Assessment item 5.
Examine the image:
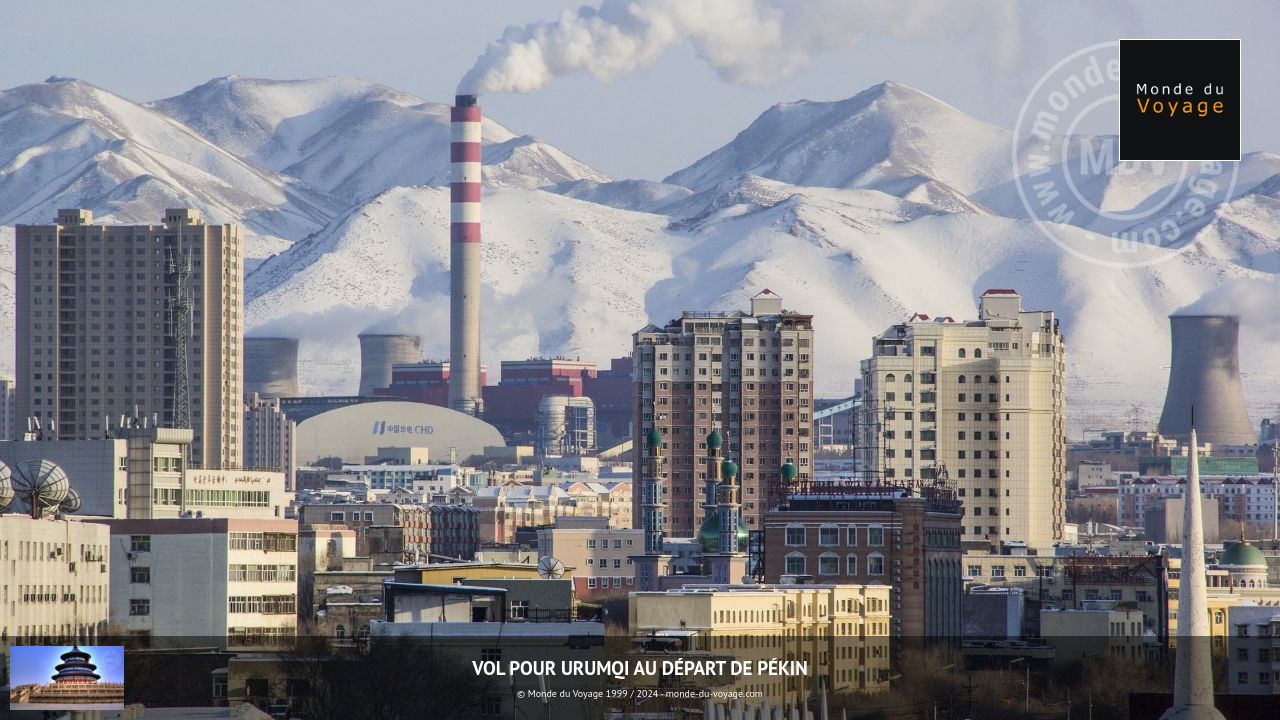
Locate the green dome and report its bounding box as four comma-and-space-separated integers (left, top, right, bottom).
721, 459, 739, 479
646, 427, 664, 449
697, 512, 749, 554
707, 429, 724, 450
781, 459, 798, 481
1218, 541, 1266, 568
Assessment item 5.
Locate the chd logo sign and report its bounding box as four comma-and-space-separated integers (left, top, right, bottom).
371, 420, 434, 436
1013, 41, 1240, 267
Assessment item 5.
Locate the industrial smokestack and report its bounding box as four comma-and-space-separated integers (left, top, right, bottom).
244, 337, 300, 398
449, 94, 484, 416
1157, 315, 1257, 448
358, 333, 421, 396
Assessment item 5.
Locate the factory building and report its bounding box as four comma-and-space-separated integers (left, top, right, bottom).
631, 290, 815, 535
0, 515, 111, 644
14, 209, 243, 468
860, 289, 1066, 550
375, 356, 633, 445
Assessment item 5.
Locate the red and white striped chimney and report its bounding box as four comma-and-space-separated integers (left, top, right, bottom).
449, 94, 483, 416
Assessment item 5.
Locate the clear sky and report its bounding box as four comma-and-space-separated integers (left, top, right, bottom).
0, 1, 1276, 180
10, 646, 125, 687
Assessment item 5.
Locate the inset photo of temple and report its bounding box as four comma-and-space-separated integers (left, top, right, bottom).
8, 645, 125, 711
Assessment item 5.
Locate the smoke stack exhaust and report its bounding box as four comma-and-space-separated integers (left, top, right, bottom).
449, 94, 484, 416
1157, 315, 1257, 448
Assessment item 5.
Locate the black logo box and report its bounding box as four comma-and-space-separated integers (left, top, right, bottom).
1119, 39, 1240, 162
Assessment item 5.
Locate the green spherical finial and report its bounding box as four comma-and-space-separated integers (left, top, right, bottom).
721, 459, 739, 479
707, 429, 724, 450
646, 427, 664, 449
781, 458, 798, 481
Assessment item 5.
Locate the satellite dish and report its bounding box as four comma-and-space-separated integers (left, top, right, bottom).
0, 461, 13, 512
58, 487, 82, 514
538, 556, 566, 579
11, 459, 70, 518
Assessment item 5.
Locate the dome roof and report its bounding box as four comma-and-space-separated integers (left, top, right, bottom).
646, 427, 664, 449
1218, 540, 1266, 568
707, 430, 724, 450
781, 459, 798, 481
697, 512, 749, 554
721, 459, 738, 479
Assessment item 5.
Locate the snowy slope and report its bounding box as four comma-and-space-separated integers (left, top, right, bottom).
0, 77, 343, 259
150, 77, 608, 203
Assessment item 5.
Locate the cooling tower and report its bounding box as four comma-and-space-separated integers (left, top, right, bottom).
244, 337, 300, 398
358, 334, 421, 396
1157, 315, 1257, 448
448, 94, 484, 417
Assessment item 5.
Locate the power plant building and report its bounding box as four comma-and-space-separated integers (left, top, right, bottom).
631, 290, 816, 534
14, 209, 243, 468
449, 94, 484, 416
358, 333, 421, 397
1157, 315, 1257, 449
860, 289, 1066, 550
293, 400, 504, 465
244, 337, 300, 398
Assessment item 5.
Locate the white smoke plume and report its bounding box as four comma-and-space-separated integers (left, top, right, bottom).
459, 0, 1020, 94
1176, 277, 1280, 341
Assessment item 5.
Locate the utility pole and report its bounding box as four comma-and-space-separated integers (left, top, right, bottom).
1025, 663, 1030, 715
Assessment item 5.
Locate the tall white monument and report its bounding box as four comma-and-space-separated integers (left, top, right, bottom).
1159, 428, 1225, 720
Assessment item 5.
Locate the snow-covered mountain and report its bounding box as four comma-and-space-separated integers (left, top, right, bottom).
150, 76, 608, 204
2, 75, 1278, 434
0, 77, 344, 259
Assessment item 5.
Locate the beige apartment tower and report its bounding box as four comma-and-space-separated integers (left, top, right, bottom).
15, 209, 243, 468
859, 289, 1066, 549
632, 290, 815, 534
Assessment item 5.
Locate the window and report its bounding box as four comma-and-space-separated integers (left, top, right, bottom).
130, 598, 151, 616
1014, 566, 1027, 577
968, 565, 982, 577
587, 578, 597, 589
818, 525, 839, 546
784, 552, 806, 575
867, 553, 885, 576
130, 535, 151, 552
867, 526, 884, 546
846, 527, 858, 546
130, 566, 151, 584
846, 554, 858, 575
785, 526, 806, 546
991, 566, 1005, 578
1237, 624, 1250, 638
819, 553, 839, 575
510, 600, 529, 619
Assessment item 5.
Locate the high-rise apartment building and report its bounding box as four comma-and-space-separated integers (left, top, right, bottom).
244, 392, 295, 487
632, 290, 815, 534
0, 375, 15, 440
15, 209, 243, 468
859, 289, 1065, 549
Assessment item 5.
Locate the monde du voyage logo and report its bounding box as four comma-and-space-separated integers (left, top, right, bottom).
371, 420, 435, 436
1120, 39, 1241, 161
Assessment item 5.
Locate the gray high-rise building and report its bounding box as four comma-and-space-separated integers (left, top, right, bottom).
15, 209, 243, 468
0, 376, 15, 441
244, 392, 296, 489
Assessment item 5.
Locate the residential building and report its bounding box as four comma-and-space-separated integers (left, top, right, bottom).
15, 209, 244, 468
297, 502, 478, 560
244, 393, 295, 488
1228, 605, 1280, 695
1120, 475, 1277, 538
537, 527, 642, 598
859, 289, 1066, 549
0, 515, 110, 644
88, 518, 298, 648
761, 487, 964, 639
630, 583, 893, 706
0, 375, 15, 441
632, 290, 815, 535
472, 480, 632, 544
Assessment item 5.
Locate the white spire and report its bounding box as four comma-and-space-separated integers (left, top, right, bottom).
1159, 428, 1225, 720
